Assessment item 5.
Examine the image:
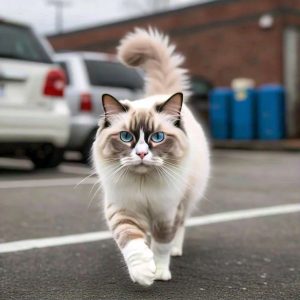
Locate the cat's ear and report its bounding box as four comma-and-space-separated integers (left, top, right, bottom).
156, 92, 183, 117
102, 94, 127, 115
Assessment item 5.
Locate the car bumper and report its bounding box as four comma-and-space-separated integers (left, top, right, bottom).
67, 114, 98, 150
0, 101, 70, 147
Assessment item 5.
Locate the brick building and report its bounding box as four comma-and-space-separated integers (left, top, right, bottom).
48, 0, 300, 137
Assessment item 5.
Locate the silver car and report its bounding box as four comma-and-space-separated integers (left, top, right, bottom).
54, 52, 144, 164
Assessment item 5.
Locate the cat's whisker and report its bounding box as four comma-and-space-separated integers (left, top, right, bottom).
74, 172, 97, 189
87, 184, 103, 210
161, 163, 186, 180
99, 162, 122, 175
159, 165, 192, 192
155, 167, 166, 183
161, 169, 181, 182
119, 167, 128, 183
104, 164, 127, 184
88, 179, 102, 197
112, 165, 126, 183
162, 162, 192, 184
102, 157, 121, 161
163, 161, 186, 171
115, 166, 128, 184
157, 167, 182, 192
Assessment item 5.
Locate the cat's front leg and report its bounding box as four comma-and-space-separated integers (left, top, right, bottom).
122, 238, 156, 286
171, 225, 185, 257
151, 221, 177, 281
106, 207, 155, 286
151, 240, 172, 281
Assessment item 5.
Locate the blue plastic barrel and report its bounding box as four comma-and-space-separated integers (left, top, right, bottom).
257, 84, 285, 140
231, 88, 256, 139
209, 88, 232, 139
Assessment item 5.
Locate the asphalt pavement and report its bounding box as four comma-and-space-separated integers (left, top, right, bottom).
0, 150, 299, 300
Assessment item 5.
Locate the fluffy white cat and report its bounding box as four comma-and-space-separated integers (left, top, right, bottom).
93, 28, 210, 286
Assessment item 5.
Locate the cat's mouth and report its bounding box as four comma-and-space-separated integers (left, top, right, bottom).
130, 160, 154, 173
121, 157, 163, 167
120, 157, 163, 174
133, 164, 150, 174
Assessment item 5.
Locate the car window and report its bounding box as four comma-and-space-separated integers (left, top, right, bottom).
57, 61, 70, 85
84, 59, 144, 90
0, 23, 52, 63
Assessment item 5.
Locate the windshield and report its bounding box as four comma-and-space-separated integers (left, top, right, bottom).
84, 59, 144, 90
0, 23, 52, 63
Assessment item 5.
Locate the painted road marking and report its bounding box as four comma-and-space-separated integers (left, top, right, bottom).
0, 177, 98, 189
0, 158, 32, 169
1, 203, 300, 254
59, 165, 94, 176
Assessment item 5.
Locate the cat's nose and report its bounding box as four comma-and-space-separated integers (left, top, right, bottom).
135, 143, 149, 159
136, 151, 148, 159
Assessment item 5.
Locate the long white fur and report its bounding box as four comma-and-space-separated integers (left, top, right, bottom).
118, 27, 191, 98
93, 28, 210, 286
122, 238, 156, 286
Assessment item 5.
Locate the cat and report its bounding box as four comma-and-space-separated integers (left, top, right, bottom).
93, 28, 210, 286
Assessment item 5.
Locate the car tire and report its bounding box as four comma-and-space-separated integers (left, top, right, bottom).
29, 145, 64, 169
81, 130, 96, 166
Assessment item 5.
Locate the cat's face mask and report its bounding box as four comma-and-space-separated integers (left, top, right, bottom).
97, 93, 187, 174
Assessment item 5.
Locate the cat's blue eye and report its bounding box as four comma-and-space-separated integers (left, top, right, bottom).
120, 131, 133, 142
151, 132, 165, 143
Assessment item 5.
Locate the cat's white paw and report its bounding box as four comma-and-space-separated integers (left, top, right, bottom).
154, 267, 172, 281
122, 239, 156, 286
128, 258, 156, 286
171, 246, 182, 257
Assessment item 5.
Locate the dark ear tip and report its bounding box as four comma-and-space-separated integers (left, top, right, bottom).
102, 93, 108, 103
171, 92, 183, 102
101, 94, 109, 110
102, 93, 116, 105
101, 94, 113, 113
101, 94, 128, 114
156, 92, 184, 114
173, 92, 183, 95
102, 93, 111, 100
173, 92, 184, 105
175, 92, 184, 100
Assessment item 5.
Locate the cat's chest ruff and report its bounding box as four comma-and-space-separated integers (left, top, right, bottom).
118, 178, 166, 201
107, 176, 182, 217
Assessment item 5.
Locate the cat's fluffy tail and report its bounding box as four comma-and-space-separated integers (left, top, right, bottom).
117, 27, 190, 98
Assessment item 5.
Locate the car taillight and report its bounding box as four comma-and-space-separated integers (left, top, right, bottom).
43, 69, 65, 97
80, 93, 93, 112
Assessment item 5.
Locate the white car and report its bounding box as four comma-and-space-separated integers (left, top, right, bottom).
0, 19, 70, 168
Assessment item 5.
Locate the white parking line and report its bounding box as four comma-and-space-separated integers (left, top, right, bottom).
0, 177, 98, 189
59, 165, 94, 176
1, 203, 300, 254
0, 158, 33, 169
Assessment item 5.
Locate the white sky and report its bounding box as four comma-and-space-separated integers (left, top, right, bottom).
0, 0, 212, 35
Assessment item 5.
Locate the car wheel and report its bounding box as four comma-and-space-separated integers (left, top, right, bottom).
81, 130, 96, 166
29, 144, 64, 169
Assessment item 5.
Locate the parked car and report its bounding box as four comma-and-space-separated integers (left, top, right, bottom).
0, 19, 70, 168
54, 52, 144, 164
